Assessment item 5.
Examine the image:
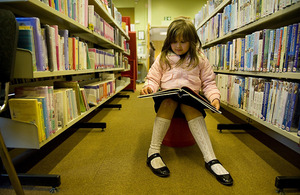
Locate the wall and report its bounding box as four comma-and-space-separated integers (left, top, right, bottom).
113, 0, 206, 72
151, 0, 205, 27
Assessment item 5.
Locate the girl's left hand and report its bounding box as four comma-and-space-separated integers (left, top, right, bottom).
211, 99, 220, 110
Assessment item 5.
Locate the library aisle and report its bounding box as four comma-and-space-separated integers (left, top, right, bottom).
0, 84, 300, 194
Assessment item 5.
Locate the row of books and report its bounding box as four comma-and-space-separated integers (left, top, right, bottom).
194, 0, 224, 28
203, 23, 300, 72
88, 5, 115, 43
84, 80, 116, 105
8, 79, 116, 143
16, 17, 127, 72
88, 48, 115, 69
216, 74, 300, 136
40, 0, 125, 35
40, 0, 89, 28
196, 1, 300, 44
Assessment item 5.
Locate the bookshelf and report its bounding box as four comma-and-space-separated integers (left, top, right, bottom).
0, 0, 133, 142
195, 2, 300, 148
0, 0, 132, 190
0, 77, 130, 149
200, 3, 300, 48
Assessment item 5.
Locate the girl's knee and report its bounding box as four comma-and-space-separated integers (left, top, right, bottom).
160, 98, 178, 109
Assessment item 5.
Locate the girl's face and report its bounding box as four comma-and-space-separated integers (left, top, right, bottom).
171, 36, 190, 56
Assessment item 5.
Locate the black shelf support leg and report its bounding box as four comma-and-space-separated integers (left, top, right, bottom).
217, 123, 254, 133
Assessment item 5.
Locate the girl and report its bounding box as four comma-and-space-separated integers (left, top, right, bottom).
140, 17, 233, 186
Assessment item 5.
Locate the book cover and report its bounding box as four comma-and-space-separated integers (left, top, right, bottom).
14, 86, 55, 135
256, 79, 265, 119
283, 25, 293, 72
276, 27, 284, 72
257, 33, 264, 71
276, 81, 289, 128
293, 23, 300, 72
267, 79, 278, 123
273, 28, 281, 72
138, 86, 222, 114
28, 96, 51, 139
284, 82, 299, 131
53, 90, 64, 127
290, 84, 300, 132
262, 29, 270, 72
17, 25, 37, 72
44, 24, 56, 72
9, 98, 46, 143
261, 81, 270, 121
279, 26, 288, 72
287, 23, 298, 72
54, 81, 82, 115
240, 38, 245, 71
16, 17, 47, 71
51, 25, 61, 71
252, 31, 260, 71
58, 29, 69, 70
267, 29, 275, 72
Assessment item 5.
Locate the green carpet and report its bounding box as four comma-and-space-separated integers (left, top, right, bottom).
0, 84, 299, 195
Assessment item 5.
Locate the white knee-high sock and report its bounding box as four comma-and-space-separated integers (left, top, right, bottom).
188, 116, 229, 175
148, 117, 171, 169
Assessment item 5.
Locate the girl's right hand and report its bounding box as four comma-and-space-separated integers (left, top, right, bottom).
140, 86, 153, 95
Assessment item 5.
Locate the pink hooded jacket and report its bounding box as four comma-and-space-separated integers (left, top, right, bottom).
144, 52, 220, 103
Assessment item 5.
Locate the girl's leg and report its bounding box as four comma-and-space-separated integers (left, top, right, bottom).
147, 98, 178, 177
180, 104, 231, 178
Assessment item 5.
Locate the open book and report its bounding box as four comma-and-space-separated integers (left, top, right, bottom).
138, 86, 222, 114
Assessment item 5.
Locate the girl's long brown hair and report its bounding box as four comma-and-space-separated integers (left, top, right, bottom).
159, 17, 202, 70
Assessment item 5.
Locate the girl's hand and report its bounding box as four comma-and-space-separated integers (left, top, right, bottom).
140, 86, 153, 95
211, 99, 220, 110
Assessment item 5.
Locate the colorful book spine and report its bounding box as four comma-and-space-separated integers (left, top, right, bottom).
287, 23, 298, 72
292, 23, 300, 72
283, 25, 292, 72
16, 17, 47, 71
58, 29, 69, 70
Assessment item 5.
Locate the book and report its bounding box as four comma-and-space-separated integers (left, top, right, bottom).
16, 17, 47, 71
283, 25, 293, 72
44, 24, 56, 72
293, 23, 300, 72
17, 25, 37, 72
58, 29, 69, 70
138, 86, 222, 114
9, 98, 46, 143
54, 81, 83, 115
287, 23, 298, 72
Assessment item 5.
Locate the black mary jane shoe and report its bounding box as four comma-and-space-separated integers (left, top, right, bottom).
205, 159, 233, 186
147, 153, 170, 177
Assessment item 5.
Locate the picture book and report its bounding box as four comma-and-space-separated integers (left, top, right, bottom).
138, 86, 222, 114
9, 98, 46, 143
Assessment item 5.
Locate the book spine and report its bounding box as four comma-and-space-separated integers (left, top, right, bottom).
287, 23, 298, 72
241, 38, 245, 71
261, 81, 270, 120
283, 25, 293, 72
293, 23, 300, 72
282, 82, 292, 130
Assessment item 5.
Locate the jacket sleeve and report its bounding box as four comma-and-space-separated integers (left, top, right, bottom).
143, 54, 163, 93
199, 55, 221, 103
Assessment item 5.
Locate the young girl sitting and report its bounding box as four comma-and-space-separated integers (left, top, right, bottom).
140, 17, 233, 186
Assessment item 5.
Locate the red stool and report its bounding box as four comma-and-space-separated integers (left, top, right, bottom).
162, 117, 196, 147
